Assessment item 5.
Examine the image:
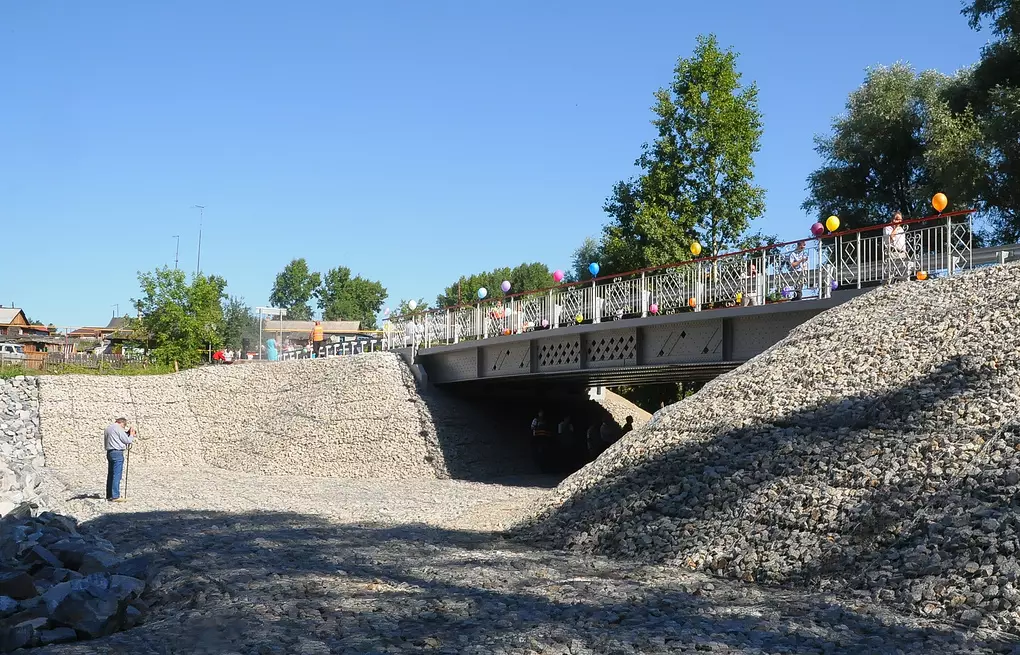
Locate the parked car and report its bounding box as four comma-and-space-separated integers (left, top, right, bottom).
0, 343, 27, 362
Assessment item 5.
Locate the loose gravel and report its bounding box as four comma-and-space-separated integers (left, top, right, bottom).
515, 263, 1020, 637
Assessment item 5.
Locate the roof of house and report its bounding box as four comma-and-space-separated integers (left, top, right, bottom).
0, 308, 26, 325
261, 319, 361, 334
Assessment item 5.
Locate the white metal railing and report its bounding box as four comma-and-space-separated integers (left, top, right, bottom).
277, 339, 388, 360
384, 212, 978, 350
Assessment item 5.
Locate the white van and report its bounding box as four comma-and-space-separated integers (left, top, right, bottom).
0, 343, 27, 362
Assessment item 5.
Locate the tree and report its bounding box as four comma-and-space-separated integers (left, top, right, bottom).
566, 237, 604, 283
435, 262, 554, 308
396, 298, 428, 317
314, 266, 387, 329
133, 268, 226, 367
803, 64, 988, 230
220, 296, 259, 352
961, 0, 1020, 242
269, 259, 321, 320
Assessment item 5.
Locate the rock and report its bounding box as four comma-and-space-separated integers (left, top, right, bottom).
109, 575, 145, 602
37, 626, 77, 645
26, 544, 63, 570
51, 590, 122, 638
0, 571, 37, 600
0, 595, 17, 618
78, 549, 122, 575
0, 620, 35, 651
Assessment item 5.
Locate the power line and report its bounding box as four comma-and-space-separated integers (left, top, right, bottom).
192, 205, 205, 275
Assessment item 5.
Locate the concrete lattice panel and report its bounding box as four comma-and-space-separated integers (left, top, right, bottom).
640, 321, 724, 364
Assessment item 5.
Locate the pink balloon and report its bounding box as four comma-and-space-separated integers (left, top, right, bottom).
649, 303, 659, 315
810, 222, 825, 237
541, 319, 549, 327
552, 270, 564, 282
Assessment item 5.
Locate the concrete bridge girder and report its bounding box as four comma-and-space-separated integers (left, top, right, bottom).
417, 292, 865, 387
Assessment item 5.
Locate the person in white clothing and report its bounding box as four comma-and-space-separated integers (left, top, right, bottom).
884, 211, 915, 282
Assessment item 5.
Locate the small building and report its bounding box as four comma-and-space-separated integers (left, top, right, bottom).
0, 308, 57, 353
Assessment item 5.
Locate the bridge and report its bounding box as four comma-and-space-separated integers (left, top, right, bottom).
378, 211, 1012, 387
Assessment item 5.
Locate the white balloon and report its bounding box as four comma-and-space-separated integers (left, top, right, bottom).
408, 300, 417, 310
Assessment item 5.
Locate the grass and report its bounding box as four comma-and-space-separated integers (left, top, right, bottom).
0, 362, 179, 378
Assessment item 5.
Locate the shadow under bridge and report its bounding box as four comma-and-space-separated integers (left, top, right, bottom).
415, 291, 865, 388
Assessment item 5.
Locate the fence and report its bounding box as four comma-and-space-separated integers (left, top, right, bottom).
384, 211, 978, 350
0, 351, 150, 372
276, 339, 389, 361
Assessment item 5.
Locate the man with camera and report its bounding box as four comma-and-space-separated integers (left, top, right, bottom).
104, 418, 135, 502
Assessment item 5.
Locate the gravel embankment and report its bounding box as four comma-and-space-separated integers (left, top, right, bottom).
38, 354, 532, 481
513, 263, 1020, 635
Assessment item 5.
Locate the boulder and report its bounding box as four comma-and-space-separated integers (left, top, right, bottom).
0, 572, 37, 600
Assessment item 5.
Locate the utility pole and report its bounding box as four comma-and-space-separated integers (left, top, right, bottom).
192, 205, 205, 276
112, 304, 119, 317
172, 235, 180, 270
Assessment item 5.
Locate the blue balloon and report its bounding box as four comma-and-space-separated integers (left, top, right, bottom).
477, 287, 487, 300
831, 280, 839, 290
589, 262, 600, 276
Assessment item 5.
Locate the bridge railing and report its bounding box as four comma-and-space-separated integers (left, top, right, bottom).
384, 211, 975, 349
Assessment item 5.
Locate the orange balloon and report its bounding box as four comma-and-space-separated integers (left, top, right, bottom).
932, 193, 948, 213
916, 271, 929, 281
688, 297, 697, 308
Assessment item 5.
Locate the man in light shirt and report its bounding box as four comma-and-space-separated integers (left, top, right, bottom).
104, 418, 135, 502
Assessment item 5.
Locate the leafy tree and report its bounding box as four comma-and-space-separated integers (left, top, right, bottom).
962, 0, 1020, 242
803, 64, 987, 230
601, 35, 766, 270
314, 266, 387, 329
396, 298, 428, 317
133, 268, 226, 367
269, 259, 321, 320
436, 262, 554, 307
220, 296, 259, 352
566, 237, 604, 282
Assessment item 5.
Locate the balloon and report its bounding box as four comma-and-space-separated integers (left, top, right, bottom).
782, 286, 793, 298
575, 313, 584, 324
688, 297, 697, 308
383, 307, 391, 316
690, 242, 702, 256
810, 222, 825, 237
500, 280, 511, 293
826, 215, 840, 232
735, 292, 743, 304
932, 193, 948, 213
541, 319, 549, 328
831, 280, 839, 291
553, 270, 564, 282
649, 303, 659, 315
477, 288, 487, 300
916, 270, 929, 281
588, 262, 600, 276
407, 300, 417, 311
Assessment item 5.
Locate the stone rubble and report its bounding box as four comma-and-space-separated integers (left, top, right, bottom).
0, 510, 148, 652
1, 377, 48, 518
514, 263, 1020, 636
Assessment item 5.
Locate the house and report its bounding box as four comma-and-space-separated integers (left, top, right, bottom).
0, 308, 60, 353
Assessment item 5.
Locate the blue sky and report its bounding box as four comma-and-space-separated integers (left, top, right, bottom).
1, 1, 991, 328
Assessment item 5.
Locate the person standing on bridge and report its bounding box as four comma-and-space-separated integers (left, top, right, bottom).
104, 418, 135, 502
884, 212, 916, 283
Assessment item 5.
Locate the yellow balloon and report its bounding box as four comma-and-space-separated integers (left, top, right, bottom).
575, 313, 583, 324
826, 215, 840, 232
690, 241, 702, 256
932, 193, 948, 212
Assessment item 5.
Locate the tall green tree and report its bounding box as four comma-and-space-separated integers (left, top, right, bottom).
436, 262, 554, 307
314, 266, 387, 329
566, 237, 603, 282
220, 296, 259, 352
133, 268, 226, 367
269, 259, 321, 320
803, 64, 987, 229
962, 0, 1020, 242
601, 35, 766, 270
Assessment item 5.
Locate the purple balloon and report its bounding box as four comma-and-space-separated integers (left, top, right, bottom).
500, 280, 511, 293
831, 280, 838, 290
810, 222, 825, 237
